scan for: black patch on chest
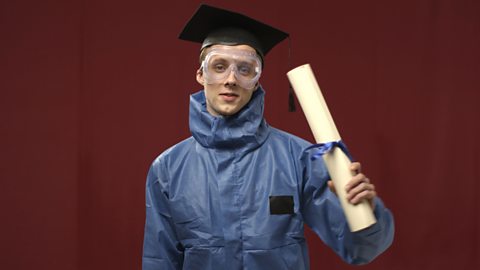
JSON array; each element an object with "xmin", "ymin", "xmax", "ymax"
[{"xmin": 269, "ymin": 195, "xmax": 294, "ymax": 215}]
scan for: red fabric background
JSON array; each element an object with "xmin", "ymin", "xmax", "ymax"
[{"xmin": 1, "ymin": 0, "xmax": 479, "ymax": 269}]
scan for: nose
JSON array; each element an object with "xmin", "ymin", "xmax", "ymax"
[{"xmin": 224, "ymin": 67, "xmax": 237, "ymax": 86}]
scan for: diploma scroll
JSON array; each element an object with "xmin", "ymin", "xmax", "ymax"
[{"xmin": 287, "ymin": 64, "xmax": 376, "ymax": 232}]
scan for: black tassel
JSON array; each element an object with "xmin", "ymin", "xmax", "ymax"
[
  {"xmin": 287, "ymin": 37, "xmax": 295, "ymax": 112},
  {"xmin": 288, "ymin": 84, "xmax": 296, "ymax": 112}
]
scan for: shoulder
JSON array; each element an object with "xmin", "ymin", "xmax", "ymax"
[
  {"xmin": 267, "ymin": 126, "xmax": 312, "ymax": 149},
  {"xmin": 152, "ymin": 137, "xmax": 196, "ymax": 165},
  {"xmin": 260, "ymin": 126, "xmax": 316, "ymax": 162},
  {"xmin": 146, "ymin": 137, "xmax": 196, "ymax": 187},
  {"xmin": 266, "ymin": 126, "xmax": 327, "ymax": 168},
  {"xmin": 149, "ymin": 137, "xmax": 196, "ymax": 175}
]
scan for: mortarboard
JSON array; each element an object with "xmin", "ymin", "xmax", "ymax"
[{"xmin": 178, "ymin": 4, "xmax": 289, "ymax": 61}]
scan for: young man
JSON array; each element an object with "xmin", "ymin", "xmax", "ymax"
[{"xmin": 142, "ymin": 4, "xmax": 394, "ymax": 270}]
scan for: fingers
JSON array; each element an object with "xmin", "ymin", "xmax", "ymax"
[
  {"xmin": 327, "ymin": 180, "xmax": 336, "ymax": 194},
  {"xmin": 345, "ymin": 172, "xmax": 368, "ymax": 190},
  {"xmin": 347, "ymin": 183, "xmax": 376, "ymax": 204},
  {"xmin": 328, "ymin": 162, "xmax": 377, "ymax": 208},
  {"xmin": 345, "ymin": 172, "xmax": 376, "ymax": 208},
  {"xmin": 350, "ymin": 162, "xmax": 361, "ymax": 174}
]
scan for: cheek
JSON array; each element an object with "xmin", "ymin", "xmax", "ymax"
[
  {"xmin": 204, "ymin": 86, "xmax": 218, "ymax": 104},
  {"xmin": 245, "ymin": 90, "xmax": 255, "ymax": 102}
]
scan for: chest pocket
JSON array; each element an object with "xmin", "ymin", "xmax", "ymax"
[{"xmin": 269, "ymin": 195, "xmax": 294, "ymax": 215}]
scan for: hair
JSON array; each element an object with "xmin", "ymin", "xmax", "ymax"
[{"xmin": 199, "ymin": 47, "xmax": 209, "ymax": 64}]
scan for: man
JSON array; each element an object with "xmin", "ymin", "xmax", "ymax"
[{"xmin": 142, "ymin": 4, "xmax": 394, "ymax": 270}]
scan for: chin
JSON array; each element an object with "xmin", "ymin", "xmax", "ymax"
[
  {"xmin": 218, "ymin": 107, "xmax": 240, "ymax": 116},
  {"xmin": 220, "ymin": 110, "xmax": 238, "ymax": 116}
]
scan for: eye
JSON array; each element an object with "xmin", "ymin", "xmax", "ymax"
[
  {"xmin": 214, "ymin": 63, "xmax": 226, "ymax": 73},
  {"xmin": 238, "ymin": 64, "xmax": 252, "ymax": 76}
]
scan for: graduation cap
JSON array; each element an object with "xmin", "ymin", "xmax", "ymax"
[{"xmin": 178, "ymin": 4, "xmax": 289, "ymax": 62}]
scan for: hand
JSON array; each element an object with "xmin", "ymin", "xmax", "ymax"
[{"xmin": 327, "ymin": 162, "xmax": 376, "ymax": 209}]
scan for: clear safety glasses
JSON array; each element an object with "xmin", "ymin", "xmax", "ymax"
[{"xmin": 201, "ymin": 48, "xmax": 262, "ymax": 89}]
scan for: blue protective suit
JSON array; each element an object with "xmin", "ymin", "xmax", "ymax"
[{"xmin": 142, "ymin": 87, "xmax": 394, "ymax": 270}]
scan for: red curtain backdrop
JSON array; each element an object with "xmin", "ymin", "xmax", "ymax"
[{"xmin": 1, "ymin": 0, "xmax": 479, "ymax": 269}]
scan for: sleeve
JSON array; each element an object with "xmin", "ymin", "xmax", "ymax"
[
  {"xmin": 300, "ymin": 152, "xmax": 395, "ymax": 265},
  {"xmin": 142, "ymin": 158, "xmax": 184, "ymax": 270}
]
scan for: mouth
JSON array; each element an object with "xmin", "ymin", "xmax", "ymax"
[
  {"xmin": 219, "ymin": 92, "xmax": 239, "ymax": 102},
  {"xmin": 220, "ymin": 92, "xmax": 239, "ymax": 97}
]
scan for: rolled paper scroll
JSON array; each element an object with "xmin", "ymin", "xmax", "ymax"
[{"xmin": 287, "ymin": 64, "xmax": 376, "ymax": 232}]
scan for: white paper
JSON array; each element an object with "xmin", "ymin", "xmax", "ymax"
[{"xmin": 287, "ymin": 64, "xmax": 376, "ymax": 232}]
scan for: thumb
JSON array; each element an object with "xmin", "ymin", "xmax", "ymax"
[{"xmin": 327, "ymin": 180, "xmax": 337, "ymax": 195}]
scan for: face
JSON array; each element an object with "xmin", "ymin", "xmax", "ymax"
[{"xmin": 196, "ymin": 44, "xmax": 260, "ymax": 117}]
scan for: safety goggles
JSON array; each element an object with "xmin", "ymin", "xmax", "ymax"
[{"xmin": 201, "ymin": 48, "xmax": 262, "ymax": 89}]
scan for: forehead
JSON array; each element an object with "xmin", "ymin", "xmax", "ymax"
[{"xmin": 205, "ymin": 44, "xmax": 258, "ymax": 56}]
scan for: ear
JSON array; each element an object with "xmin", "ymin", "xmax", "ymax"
[
  {"xmin": 196, "ymin": 68, "xmax": 205, "ymax": 85},
  {"xmin": 253, "ymin": 81, "xmax": 260, "ymax": 91}
]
